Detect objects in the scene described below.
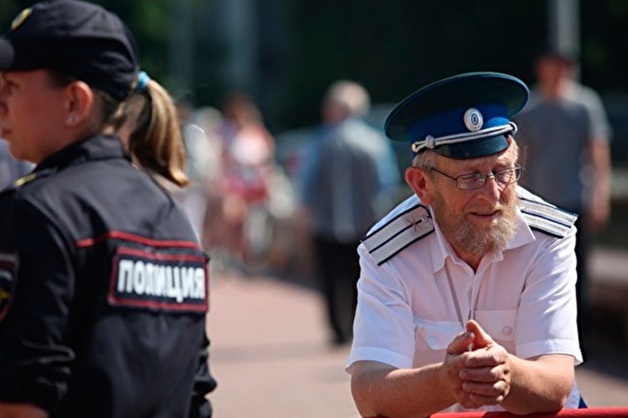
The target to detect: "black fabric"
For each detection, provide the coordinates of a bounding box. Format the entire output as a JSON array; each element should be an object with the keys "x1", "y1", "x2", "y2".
[
  {"x1": 313, "y1": 235, "x2": 361, "y2": 344},
  {"x1": 0, "y1": 0, "x2": 138, "y2": 100},
  {"x1": 434, "y1": 134, "x2": 509, "y2": 159},
  {"x1": 0, "y1": 135, "x2": 215, "y2": 417},
  {"x1": 573, "y1": 213, "x2": 592, "y2": 361}
]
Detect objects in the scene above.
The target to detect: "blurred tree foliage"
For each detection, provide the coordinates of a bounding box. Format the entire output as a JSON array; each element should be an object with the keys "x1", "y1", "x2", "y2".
[
  {"x1": 276, "y1": 0, "x2": 545, "y2": 130},
  {"x1": 0, "y1": 0, "x2": 168, "y2": 85},
  {"x1": 1, "y1": 0, "x2": 627, "y2": 133},
  {"x1": 0, "y1": 0, "x2": 171, "y2": 85}
]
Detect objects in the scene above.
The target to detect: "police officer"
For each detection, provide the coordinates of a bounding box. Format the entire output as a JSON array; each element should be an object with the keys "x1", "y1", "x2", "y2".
[
  {"x1": 0, "y1": 1, "x2": 216, "y2": 417},
  {"x1": 346, "y1": 72, "x2": 583, "y2": 417}
]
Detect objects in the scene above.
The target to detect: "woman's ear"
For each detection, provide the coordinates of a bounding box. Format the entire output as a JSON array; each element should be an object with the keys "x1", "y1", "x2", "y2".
[
  {"x1": 405, "y1": 166, "x2": 434, "y2": 204},
  {"x1": 63, "y1": 81, "x2": 94, "y2": 128}
]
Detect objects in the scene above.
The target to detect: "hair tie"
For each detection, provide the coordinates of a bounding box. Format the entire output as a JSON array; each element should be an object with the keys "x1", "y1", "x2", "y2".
[{"x1": 135, "y1": 71, "x2": 150, "y2": 92}]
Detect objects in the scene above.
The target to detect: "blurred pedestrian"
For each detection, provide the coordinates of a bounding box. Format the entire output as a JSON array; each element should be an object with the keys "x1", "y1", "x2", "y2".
[
  {"x1": 203, "y1": 93, "x2": 276, "y2": 269},
  {"x1": 514, "y1": 47, "x2": 613, "y2": 356},
  {"x1": 347, "y1": 72, "x2": 583, "y2": 417},
  {"x1": 0, "y1": 1, "x2": 215, "y2": 417},
  {"x1": 298, "y1": 80, "x2": 400, "y2": 345},
  {"x1": 175, "y1": 100, "x2": 224, "y2": 240},
  {"x1": 0, "y1": 140, "x2": 33, "y2": 189}
]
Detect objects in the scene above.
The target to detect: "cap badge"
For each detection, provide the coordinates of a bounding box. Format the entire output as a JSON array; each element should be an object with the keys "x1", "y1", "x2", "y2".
[
  {"x1": 463, "y1": 108, "x2": 483, "y2": 132},
  {"x1": 11, "y1": 8, "x2": 32, "y2": 31}
]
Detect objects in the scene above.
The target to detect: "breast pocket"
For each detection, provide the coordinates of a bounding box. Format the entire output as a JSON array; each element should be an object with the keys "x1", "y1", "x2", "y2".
[
  {"x1": 414, "y1": 317, "x2": 464, "y2": 349},
  {"x1": 474, "y1": 309, "x2": 517, "y2": 345},
  {"x1": 413, "y1": 317, "x2": 463, "y2": 367}
]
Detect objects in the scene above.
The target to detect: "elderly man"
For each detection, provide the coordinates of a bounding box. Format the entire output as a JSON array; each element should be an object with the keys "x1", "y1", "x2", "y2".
[
  {"x1": 346, "y1": 72, "x2": 583, "y2": 417},
  {"x1": 298, "y1": 80, "x2": 399, "y2": 345}
]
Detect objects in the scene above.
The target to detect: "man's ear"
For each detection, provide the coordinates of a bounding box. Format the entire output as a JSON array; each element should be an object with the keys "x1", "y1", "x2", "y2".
[
  {"x1": 405, "y1": 166, "x2": 433, "y2": 204},
  {"x1": 63, "y1": 81, "x2": 94, "y2": 128}
]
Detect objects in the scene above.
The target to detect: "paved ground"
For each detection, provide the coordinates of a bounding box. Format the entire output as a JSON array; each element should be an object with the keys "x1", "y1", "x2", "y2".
[
  {"x1": 206, "y1": 258, "x2": 628, "y2": 418},
  {"x1": 207, "y1": 272, "x2": 357, "y2": 418}
]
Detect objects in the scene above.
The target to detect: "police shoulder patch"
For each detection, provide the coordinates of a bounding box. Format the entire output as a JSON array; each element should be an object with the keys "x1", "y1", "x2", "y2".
[
  {"x1": 519, "y1": 197, "x2": 578, "y2": 238},
  {"x1": 109, "y1": 246, "x2": 209, "y2": 313},
  {"x1": 362, "y1": 204, "x2": 434, "y2": 265},
  {"x1": 0, "y1": 251, "x2": 19, "y2": 323}
]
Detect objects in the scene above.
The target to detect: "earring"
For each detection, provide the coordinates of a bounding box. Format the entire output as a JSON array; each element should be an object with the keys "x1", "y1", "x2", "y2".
[{"x1": 67, "y1": 115, "x2": 77, "y2": 125}]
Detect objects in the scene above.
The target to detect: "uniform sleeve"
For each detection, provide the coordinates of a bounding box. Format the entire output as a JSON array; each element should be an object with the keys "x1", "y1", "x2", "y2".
[
  {"x1": 188, "y1": 331, "x2": 218, "y2": 418},
  {"x1": 516, "y1": 228, "x2": 583, "y2": 364},
  {"x1": 0, "y1": 198, "x2": 75, "y2": 411},
  {"x1": 345, "y1": 244, "x2": 416, "y2": 372}
]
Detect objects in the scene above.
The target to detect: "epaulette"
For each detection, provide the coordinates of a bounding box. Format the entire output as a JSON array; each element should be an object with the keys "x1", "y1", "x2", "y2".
[
  {"x1": 362, "y1": 204, "x2": 434, "y2": 265},
  {"x1": 0, "y1": 169, "x2": 56, "y2": 197},
  {"x1": 13, "y1": 172, "x2": 38, "y2": 187},
  {"x1": 519, "y1": 197, "x2": 578, "y2": 238}
]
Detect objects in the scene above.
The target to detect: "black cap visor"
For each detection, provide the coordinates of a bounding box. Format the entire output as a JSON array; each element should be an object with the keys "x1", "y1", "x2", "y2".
[
  {"x1": 434, "y1": 134, "x2": 509, "y2": 159},
  {"x1": 0, "y1": 39, "x2": 15, "y2": 70}
]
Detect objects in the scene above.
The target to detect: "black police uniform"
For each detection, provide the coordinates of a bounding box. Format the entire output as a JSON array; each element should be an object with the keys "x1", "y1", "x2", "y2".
[{"x1": 0, "y1": 134, "x2": 216, "y2": 417}]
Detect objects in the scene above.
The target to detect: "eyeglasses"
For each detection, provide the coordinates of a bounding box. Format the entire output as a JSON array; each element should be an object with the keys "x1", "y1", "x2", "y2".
[{"x1": 428, "y1": 165, "x2": 523, "y2": 190}]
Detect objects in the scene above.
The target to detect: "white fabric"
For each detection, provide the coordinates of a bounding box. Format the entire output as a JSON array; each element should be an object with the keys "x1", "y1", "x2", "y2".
[
  {"x1": 411, "y1": 122, "x2": 516, "y2": 154},
  {"x1": 346, "y1": 189, "x2": 583, "y2": 413}
]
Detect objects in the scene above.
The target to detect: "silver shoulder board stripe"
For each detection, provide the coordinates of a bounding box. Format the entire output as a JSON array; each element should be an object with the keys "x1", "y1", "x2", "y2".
[
  {"x1": 519, "y1": 198, "x2": 577, "y2": 238},
  {"x1": 362, "y1": 204, "x2": 434, "y2": 265}
]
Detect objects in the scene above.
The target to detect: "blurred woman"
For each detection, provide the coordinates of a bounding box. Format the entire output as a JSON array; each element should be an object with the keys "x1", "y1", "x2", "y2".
[{"x1": 203, "y1": 93, "x2": 276, "y2": 268}]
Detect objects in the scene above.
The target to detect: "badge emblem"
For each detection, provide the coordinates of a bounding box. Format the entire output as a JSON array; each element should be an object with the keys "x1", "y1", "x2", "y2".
[{"x1": 463, "y1": 108, "x2": 483, "y2": 132}]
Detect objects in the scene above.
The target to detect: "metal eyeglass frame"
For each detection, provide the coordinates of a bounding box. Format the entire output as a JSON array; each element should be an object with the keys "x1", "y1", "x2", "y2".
[{"x1": 428, "y1": 165, "x2": 523, "y2": 190}]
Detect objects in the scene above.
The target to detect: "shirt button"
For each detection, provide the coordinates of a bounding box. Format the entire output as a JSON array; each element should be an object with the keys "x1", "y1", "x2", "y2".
[
  {"x1": 502, "y1": 326, "x2": 513, "y2": 336},
  {"x1": 428, "y1": 336, "x2": 437, "y2": 346}
]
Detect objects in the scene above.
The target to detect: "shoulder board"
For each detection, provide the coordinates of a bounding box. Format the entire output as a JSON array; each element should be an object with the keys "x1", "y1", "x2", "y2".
[
  {"x1": 13, "y1": 172, "x2": 38, "y2": 187},
  {"x1": 2, "y1": 168, "x2": 55, "y2": 192},
  {"x1": 0, "y1": 173, "x2": 36, "y2": 196},
  {"x1": 519, "y1": 197, "x2": 578, "y2": 238},
  {"x1": 1, "y1": 169, "x2": 57, "y2": 198},
  {"x1": 362, "y1": 204, "x2": 434, "y2": 265}
]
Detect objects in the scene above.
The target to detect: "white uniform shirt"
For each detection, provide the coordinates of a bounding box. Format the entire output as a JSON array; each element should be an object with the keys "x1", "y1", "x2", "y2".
[{"x1": 346, "y1": 187, "x2": 583, "y2": 413}]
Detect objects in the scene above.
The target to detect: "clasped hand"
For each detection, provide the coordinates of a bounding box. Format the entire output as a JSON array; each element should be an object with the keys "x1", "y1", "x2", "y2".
[{"x1": 442, "y1": 319, "x2": 511, "y2": 409}]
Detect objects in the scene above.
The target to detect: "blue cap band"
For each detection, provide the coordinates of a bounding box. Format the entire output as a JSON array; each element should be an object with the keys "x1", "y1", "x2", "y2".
[{"x1": 408, "y1": 103, "x2": 508, "y2": 142}]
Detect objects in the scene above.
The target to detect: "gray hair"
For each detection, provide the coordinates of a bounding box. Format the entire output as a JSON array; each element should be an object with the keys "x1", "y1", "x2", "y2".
[
  {"x1": 411, "y1": 149, "x2": 436, "y2": 169},
  {"x1": 324, "y1": 80, "x2": 371, "y2": 117}
]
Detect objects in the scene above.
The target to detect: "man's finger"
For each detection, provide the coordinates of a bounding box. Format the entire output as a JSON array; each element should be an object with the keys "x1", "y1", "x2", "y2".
[
  {"x1": 447, "y1": 330, "x2": 475, "y2": 355},
  {"x1": 466, "y1": 319, "x2": 493, "y2": 349}
]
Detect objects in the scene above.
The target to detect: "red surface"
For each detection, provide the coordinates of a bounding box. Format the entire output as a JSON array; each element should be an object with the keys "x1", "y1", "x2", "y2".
[{"x1": 366, "y1": 407, "x2": 628, "y2": 418}]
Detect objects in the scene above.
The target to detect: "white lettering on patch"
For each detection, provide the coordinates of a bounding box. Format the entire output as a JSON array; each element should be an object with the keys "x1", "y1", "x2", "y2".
[{"x1": 109, "y1": 247, "x2": 208, "y2": 313}]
